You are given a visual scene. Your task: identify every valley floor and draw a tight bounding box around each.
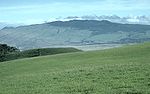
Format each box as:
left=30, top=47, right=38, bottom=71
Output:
left=50, top=43, right=123, bottom=51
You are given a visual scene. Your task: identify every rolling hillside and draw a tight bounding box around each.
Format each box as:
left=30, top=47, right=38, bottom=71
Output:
left=0, top=42, right=150, bottom=94
left=0, top=20, right=150, bottom=50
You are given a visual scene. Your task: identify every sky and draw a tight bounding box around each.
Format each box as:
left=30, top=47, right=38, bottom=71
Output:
left=0, top=0, right=150, bottom=24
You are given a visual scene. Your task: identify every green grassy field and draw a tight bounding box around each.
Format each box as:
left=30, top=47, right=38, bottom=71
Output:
left=0, top=43, right=150, bottom=94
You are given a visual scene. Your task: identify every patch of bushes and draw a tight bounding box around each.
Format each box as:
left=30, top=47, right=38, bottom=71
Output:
left=0, top=44, right=19, bottom=62
left=0, top=44, right=81, bottom=62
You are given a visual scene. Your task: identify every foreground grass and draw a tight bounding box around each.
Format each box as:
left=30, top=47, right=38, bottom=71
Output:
left=0, top=43, right=150, bottom=94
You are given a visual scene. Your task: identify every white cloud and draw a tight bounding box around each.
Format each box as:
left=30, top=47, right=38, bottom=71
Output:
left=127, top=18, right=140, bottom=23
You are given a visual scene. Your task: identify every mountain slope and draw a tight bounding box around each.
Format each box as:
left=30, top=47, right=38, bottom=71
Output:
left=0, top=42, right=150, bottom=94
left=48, top=20, right=150, bottom=34
left=0, top=20, right=150, bottom=50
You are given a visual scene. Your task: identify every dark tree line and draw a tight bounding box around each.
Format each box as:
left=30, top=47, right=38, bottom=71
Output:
left=0, top=43, right=81, bottom=62
left=0, top=44, right=19, bottom=62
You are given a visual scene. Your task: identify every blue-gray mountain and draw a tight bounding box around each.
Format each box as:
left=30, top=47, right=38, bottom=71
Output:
left=0, top=20, right=150, bottom=50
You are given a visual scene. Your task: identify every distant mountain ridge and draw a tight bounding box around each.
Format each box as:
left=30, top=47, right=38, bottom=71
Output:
left=0, top=20, right=150, bottom=50
left=0, top=22, right=22, bottom=30
left=48, top=20, right=150, bottom=34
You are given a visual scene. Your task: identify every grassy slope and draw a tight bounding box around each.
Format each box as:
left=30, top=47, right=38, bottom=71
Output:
left=0, top=43, right=150, bottom=94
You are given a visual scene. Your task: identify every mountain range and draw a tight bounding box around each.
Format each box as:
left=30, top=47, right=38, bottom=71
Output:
left=0, top=20, right=150, bottom=50
left=0, top=22, right=22, bottom=30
